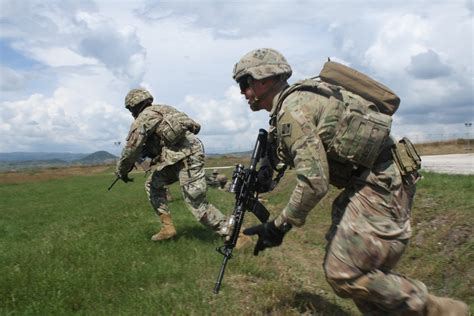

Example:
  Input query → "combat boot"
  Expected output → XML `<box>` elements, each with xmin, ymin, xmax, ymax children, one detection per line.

<box><xmin>151</xmin><ymin>213</ymin><xmax>177</xmax><ymax>241</ymax></box>
<box><xmin>425</xmin><ymin>294</ymin><xmax>468</xmax><ymax>316</ymax></box>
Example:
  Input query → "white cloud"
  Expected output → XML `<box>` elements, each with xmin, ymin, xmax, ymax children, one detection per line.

<box><xmin>0</xmin><ymin>66</ymin><xmax>24</xmax><ymax>91</ymax></box>
<box><xmin>0</xmin><ymin>66</ymin><xmax>131</xmax><ymax>153</ymax></box>
<box><xmin>184</xmin><ymin>86</ymin><xmax>250</xmax><ymax>135</ymax></box>
<box><xmin>364</xmin><ymin>14</ymin><xmax>431</xmax><ymax>77</ymax></box>
<box><xmin>0</xmin><ymin>0</ymin><xmax>472</xmax><ymax>155</ymax></box>
<box><xmin>177</xmin><ymin>85</ymin><xmax>269</xmax><ymax>153</ymax></box>
<box><xmin>406</xmin><ymin>49</ymin><xmax>452</xmax><ymax>79</ymax></box>
<box><xmin>74</xmin><ymin>11</ymin><xmax>147</xmax><ymax>84</ymax></box>
<box><xmin>22</xmin><ymin>46</ymin><xmax>98</xmax><ymax>67</ymax></box>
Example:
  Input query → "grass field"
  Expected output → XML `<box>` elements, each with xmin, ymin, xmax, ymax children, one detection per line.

<box><xmin>0</xmin><ymin>164</ymin><xmax>473</xmax><ymax>315</ymax></box>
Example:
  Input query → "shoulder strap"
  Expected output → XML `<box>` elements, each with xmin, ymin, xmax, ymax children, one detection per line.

<box><xmin>269</xmin><ymin>78</ymin><xmax>341</xmax><ymax>127</ymax></box>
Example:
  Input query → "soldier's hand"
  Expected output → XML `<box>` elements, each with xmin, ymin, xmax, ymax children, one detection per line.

<box><xmin>115</xmin><ymin>171</ymin><xmax>134</xmax><ymax>183</ymax></box>
<box><xmin>243</xmin><ymin>220</ymin><xmax>292</xmax><ymax>256</ymax></box>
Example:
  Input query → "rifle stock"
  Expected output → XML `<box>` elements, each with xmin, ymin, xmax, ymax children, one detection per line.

<box><xmin>213</xmin><ymin>129</ymin><xmax>269</xmax><ymax>294</ymax></box>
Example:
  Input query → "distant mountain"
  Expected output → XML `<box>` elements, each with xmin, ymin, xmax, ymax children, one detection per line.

<box><xmin>0</xmin><ymin>151</ymin><xmax>117</xmax><ymax>171</ymax></box>
<box><xmin>206</xmin><ymin>150</ymin><xmax>252</xmax><ymax>157</ymax></box>
<box><xmin>0</xmin><ymin>152</ymin><xmax>87</xmax><ymax>162</ymax></box>
<box><xmin>77</xmin><ymin>151</ymin><xmax>117</xmax><ymax>164</ymax></box>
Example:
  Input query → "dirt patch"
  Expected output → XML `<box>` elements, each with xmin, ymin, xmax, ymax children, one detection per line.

<box><xmin>0</xmin><ymin>165</ymin><xmax>112</xmax><ymax>184</ymax></box>
<box><xmin>413</xmin><ymin>214</ymin><xmax>472</xmax><ymax>255</ymax></box>
<box><xmin>416</xmin><ymin>139</ymin><xmax>473</xmax><ymax>156</ymax></box>
<box><xmin>414</xmin><ymin>215</ymin><xmax>450</xmax><ymax>247</ymax></box>
<box><xmin>443</xmin><ymin>225</ymin><xmax>472</xmax><ymax>250</ymax></box>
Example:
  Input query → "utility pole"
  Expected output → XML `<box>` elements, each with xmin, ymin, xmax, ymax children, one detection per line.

<box><xmin>465</xmin><ymin>123</ymin><xmax>472</xmax><ymax>152</ymax></box>
<box><xmin>114</xmin><ymin>141</ymin><xmax>121</xmax><ymax>156</ymax></box>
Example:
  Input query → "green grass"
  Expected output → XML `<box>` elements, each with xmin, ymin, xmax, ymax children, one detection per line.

<box><xmin>0</xmin><ymin>169</ymin><xmax>472</xmax><ymax>315</ymax></box>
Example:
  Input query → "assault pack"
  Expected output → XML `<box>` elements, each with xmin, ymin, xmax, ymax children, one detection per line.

<box><xmin>155</xmin><ymin>105</ymin><xmax>201</xmax><ymax>146</ymax></box>
<box><xmin>319</xmin><ymin>61</ymin><xmax>400</xmax><ymax>115</ymax></box>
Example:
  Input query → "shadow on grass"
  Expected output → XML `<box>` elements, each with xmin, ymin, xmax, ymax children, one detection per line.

<box><xmin>175</xmin><ymin>225</ymin><xmax>221</xmax><ymax>243</ymax></box>
<box><xmin>267</xmin><ymin>291</ymin><xmax>353</xmax><ymax>315</ymax></box>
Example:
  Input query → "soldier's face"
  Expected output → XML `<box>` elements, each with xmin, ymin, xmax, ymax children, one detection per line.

<box><xmin>239</xmin><ymin>77</ymin><xmax>269</xmax><ymax>112</ymax></box>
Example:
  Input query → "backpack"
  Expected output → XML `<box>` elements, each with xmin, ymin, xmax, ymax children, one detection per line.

<box><xmin>155</xmin><ymin>105</ymin><xmax>201</xmax><ymax>146</ymax></box>
<box><xmin>319</xmin><ymin>60</ymin><xmax>400</xmax><ymax>115</ymax></box>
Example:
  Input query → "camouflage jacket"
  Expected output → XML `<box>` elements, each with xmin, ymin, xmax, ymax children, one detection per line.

<box><xmin>270</xmin><ymin>88</ymin><xmax>332</xmax><ymax>227</ymax></box>
<box><xmin>116</xmin><ymin>105</ymin><xmax>202</xmax><ymax>176</ymax></box>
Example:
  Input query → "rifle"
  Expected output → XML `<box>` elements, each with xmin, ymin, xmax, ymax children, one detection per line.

<box><xmin>109</xmin><ymin>142</ymin><xmax>152</xmax><ymax>191</ymax></box>
<box><xmin>107</xmin><ymin>166</ymin><xmax>135</xmax><ymax>191</ymax></box>
<box><xmin>213</xmin><ymin>129</ymin><xmax>270</xmax><ymax>294</ymax></box>
<box><xmin>107</xmin><ymin>176</ymin><xmax>121</xmax><ymax>191</ymax></box>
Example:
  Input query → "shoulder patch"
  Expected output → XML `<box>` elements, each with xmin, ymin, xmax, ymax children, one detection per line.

<box><xmin>281</xmin><ymin>123</ymin><xmax>292</xmax><ymax>137</ymax></box>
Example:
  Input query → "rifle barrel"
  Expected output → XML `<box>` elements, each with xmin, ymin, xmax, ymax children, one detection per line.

<box><xmin>107</xmin><ymin>177</ymin><xmax>120</xmax><ymax>191</ymax></box>
<box><xmin>213</xmin><ymin>253</ymin><xmax>231</xmax><ymax>294</ymax></box>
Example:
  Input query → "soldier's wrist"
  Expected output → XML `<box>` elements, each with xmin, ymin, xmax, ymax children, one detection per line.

<box><xmin>274</xmin><ymin>214</ymin><xmax>292</xmax><ymax>232</ymax></box>
<box><xmin>278</xmin><ymin>207</ymin><xmax>306</xmax><ymax>227</ymax></box>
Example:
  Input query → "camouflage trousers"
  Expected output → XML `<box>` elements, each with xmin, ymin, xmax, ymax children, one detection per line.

<box><xmin>323</xmin><ymin>160</ymin><xmax>428</xmax><ymax>315</ymax></box>
<box><xmin>144</xmin><ymin>152</ymin><xmax>227</xmax><ymax>234</ymax></box>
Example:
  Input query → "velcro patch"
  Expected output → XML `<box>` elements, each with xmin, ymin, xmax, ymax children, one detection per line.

<box><xmin>281</xmin><ymin>123</ymin><xmax>292</xmax><ymax>137</ymax></box>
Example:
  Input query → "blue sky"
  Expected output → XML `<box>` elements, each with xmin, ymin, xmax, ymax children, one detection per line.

<box><xmin>0</xmin><ymin>0</ymin><xmax>472</xmax><ymax>154</ymax></box>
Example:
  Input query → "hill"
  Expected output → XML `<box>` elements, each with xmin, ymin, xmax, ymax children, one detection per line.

<box><xmin>0</xmin><ymin>152</ymin><xmax>87</xmax><ymax>162</ymax></box>
<box><xmin>0</xmin><ymin>151</ymin><xmax>117</xmax><ymax>171</ymax></box>
<box><xmin>77</xmin><ymin>151</ymin><xmax>117</xmax><ymax>164</ymax></box>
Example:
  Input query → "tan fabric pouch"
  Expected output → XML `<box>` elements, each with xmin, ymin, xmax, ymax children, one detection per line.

<box><xmin>392</xmin><ymin>137</ymin><xmax>421</xmax><ymax>176</ymax></box>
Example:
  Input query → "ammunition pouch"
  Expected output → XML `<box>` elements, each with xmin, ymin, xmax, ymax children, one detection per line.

<box><xmin>160</xmin><ymin>117</ymin><xmax>188</xmax><ymax>146</ymax></box>
<box><xmin>156</xmin><ymin>105</ymin><xmax>201</xmax><ymax>146</ymax></box>
<box><xmin>327</xmin><ymin>94</ymin><xmax>392</xmax><ymax>168</ymax></box>
<box><xmin>391</xmin><ymin>137</ymin><xmax>421</xmax><ymax>182</ymax></box>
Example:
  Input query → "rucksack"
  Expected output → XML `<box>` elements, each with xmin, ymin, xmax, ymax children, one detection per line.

<box><xmin>155</xmin><ymin>105</ymin><xmax>201</xmax><ymax>146</ymax></box>
<box><xmin>319</xmin><ymin>60</ymin><xmax>400</xmax><ymax>115</ymax></box>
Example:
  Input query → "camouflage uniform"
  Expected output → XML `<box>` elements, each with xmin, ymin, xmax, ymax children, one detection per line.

<box><xmin>206</xmin><ymin>169</ymin><xmax>228</xmax><ymax>190</ymax></box>
<box><xmin>272</xmin><ymin>89</ymin><xmax>428</xmax><ymax>314</ymax></box>
<box><xmin>216</xmin><ymin>174</ymin><xmax>228</xmax><ymax>190</ymax></box>
<box><xmin>116</xmin><ymin>91</ymin><xmax>227</xmax><ymax>235</ymax></box>
<box><xmin>206</xmin><ymin>169</ymin><xmax>219</xmax><ymax>188</ymax></box>
<box><xmin>233</xmin><ymin>49</ymin><xmax>436</xmax><ymax>315</ymax></box>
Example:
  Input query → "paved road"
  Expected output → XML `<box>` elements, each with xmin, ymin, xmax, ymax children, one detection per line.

<box><xmin>206</xmin><ymin>154</ymin><xmax>474</xmax><ymax>175</ymax></box>
<box><xmin>421</xmin><ymin>153</ymin><xmax>473</xmax><ymax>175</ymax></box>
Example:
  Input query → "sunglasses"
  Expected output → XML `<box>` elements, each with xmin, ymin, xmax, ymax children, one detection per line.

<box><xmin>238</xmin><ymin>76</ymin><xmax>252</xmax><ymax>92</ymax></box>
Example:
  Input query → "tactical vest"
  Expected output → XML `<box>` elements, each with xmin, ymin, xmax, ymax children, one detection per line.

<box><xmin>270</xmin><ymin>79</ymin><xmax>393</xmax><ymax>188</ymax></box>
<box><xmin>154</xmin><ymin>105</ymin><xmax>201</xmax><ymax>146</ymax></box>
<box><xmin>137</xmin><ymin>105</ymin><xmax>203</xmax><ymax>171</ymax></box>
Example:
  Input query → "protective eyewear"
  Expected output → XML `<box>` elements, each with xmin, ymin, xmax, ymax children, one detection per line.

<box><xmin>238</xmin><ymin>76</ymin><xmax>252</xmax><ymax>92</ymax></box>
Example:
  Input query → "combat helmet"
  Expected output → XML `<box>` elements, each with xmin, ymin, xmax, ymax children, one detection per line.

<box><xmin>233</xmin><ymin>48</ymin><xmax>292</xmax><ymax>83</ymax></box>
<box><xmin>124</xmin><ymin>88</ymin><xmax>153</xmax><ymax>110</ymax></box>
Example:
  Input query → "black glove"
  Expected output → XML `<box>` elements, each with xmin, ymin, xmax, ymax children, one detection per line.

<box><xmin>115</xmin><ymin>171</ymin><xmax>134</xmax><ymax>183</ymax></box>
<box><xmin>243</xmin><ymin>220</ymin><xmax>292</xmax><ymax>256</ymax></box>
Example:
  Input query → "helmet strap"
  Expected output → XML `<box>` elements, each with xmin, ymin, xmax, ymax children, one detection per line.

<box><xmin>130</xmin><ymin>99</ymin><xmax>152</xmax><ymax>118</ymax></box>
<box><xmin>250</xmin><ymin>77</ymin><xmax>287</xmax><ymax>110</ymax></box>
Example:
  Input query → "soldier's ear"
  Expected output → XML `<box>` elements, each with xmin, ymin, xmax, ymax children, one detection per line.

<box><xmin>261</xmin><ymin>77</ymin><xmax>277</xmax><ymax>87</ymax></box>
